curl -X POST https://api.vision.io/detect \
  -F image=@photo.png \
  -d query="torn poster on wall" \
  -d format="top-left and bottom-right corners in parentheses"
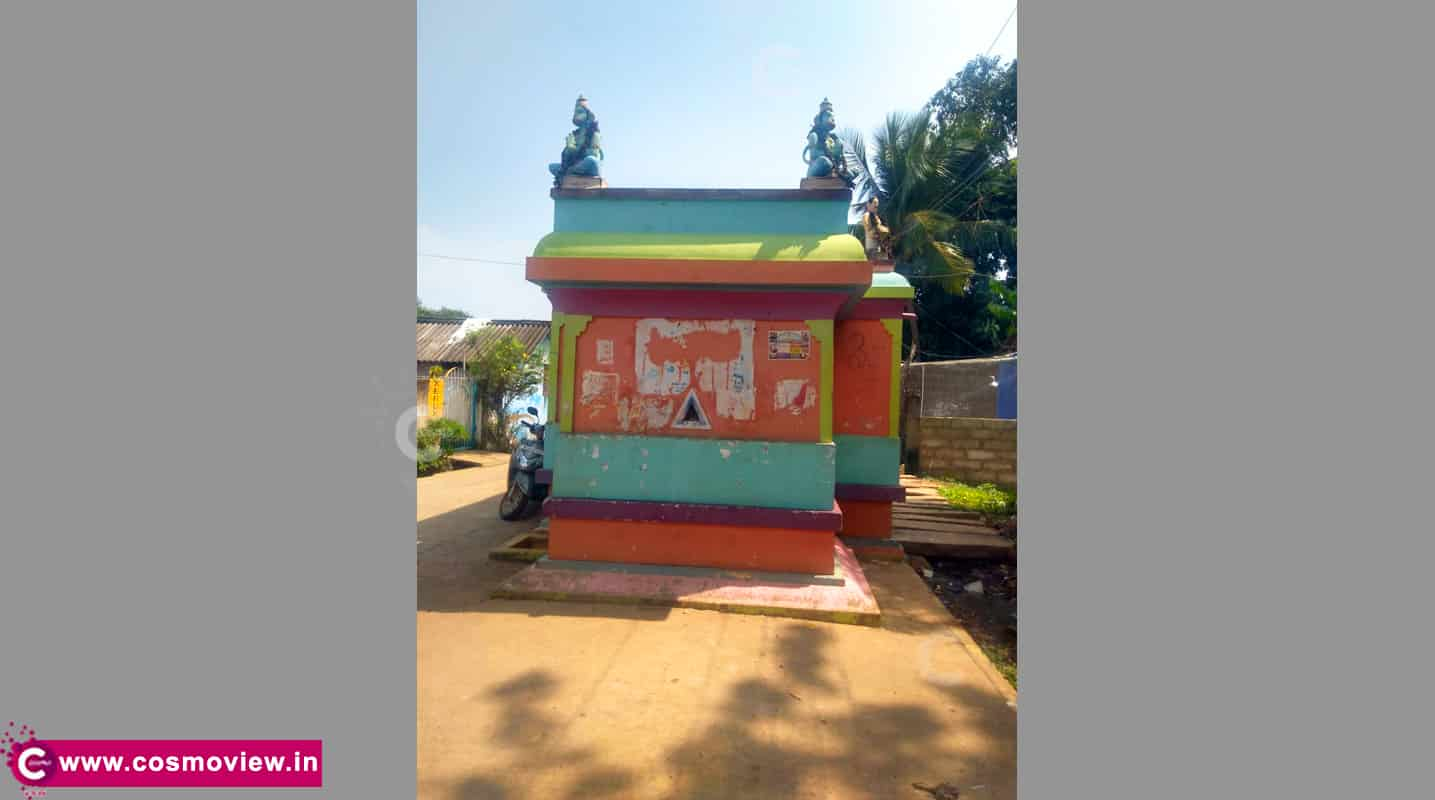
top-left (634, 319), bottom-right (756, 421)
top-left (768, 329), bottom-right (810, 360)
top-left (773, 378), bottom-right (816, 414)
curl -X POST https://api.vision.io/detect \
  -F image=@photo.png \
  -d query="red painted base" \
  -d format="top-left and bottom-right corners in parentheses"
top-left (836, 499), bottom-right (893, 539)
top-left (548, 517), bottom-right (836, 575)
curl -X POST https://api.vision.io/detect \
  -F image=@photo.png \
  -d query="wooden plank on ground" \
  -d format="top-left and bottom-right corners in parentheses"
top-left (893, 514), bottom-right (987, 526)
top-left (892, 508), bottom-right (986, 522)
top-left (889, 519), bottom-right (1002, 535)
top-left (891, 529), bottom-right (1014, 559)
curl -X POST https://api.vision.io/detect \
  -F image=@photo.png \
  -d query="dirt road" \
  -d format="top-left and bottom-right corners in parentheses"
top-left (417, 454), bottom-right (1016, 800)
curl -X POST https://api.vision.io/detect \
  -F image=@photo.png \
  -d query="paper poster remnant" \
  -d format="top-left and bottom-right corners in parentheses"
top-left (768, 330), bottom-right (810, 360)
top-left (774, 378), bottom-right (816, 414)
top-left (580, 371), bottom-right (620, 408)
top-left (670, 388), bottom-right (712, 430)
top-left (694, 356), bottom-right (755, 421)
top-left (643, 398), bottom-right (675, 428)
top-left (662, 361), bottom-right (691, 395)
top-left (596, 338), bottom-right (614, 365)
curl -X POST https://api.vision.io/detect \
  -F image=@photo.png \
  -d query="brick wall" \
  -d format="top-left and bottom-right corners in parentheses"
top-left (916, 417), bottom-right (1016, 488)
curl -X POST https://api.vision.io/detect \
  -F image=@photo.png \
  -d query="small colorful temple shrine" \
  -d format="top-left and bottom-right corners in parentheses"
top-left (506, 97), bottom-right (914, 619)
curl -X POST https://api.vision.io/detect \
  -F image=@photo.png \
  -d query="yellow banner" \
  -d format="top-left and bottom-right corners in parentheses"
top-left (427, 377), bottom-right (444, 418)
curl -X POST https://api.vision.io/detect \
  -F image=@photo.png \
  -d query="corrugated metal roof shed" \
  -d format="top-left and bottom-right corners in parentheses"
top-left (416, 318), bottom-right (549, 364)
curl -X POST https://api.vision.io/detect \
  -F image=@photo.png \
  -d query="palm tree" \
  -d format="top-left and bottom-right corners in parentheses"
top-left (842, 110), bottom-right (1012, 292)
top-left (842, 110), bottom-right (1017, 358)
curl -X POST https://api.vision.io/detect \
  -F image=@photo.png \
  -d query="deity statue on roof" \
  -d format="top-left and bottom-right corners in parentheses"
top-left (802, 98), bottom-right (853, 186)
top-left (548, 95), bottom-right (603, 186)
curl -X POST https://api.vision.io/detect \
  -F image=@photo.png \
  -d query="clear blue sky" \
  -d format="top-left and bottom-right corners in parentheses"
top-left (418, 0), bottom-right (1017, 320)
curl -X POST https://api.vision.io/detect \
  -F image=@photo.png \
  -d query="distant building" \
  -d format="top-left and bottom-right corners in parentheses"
top-left (416, 318), bottom-right (551, 437)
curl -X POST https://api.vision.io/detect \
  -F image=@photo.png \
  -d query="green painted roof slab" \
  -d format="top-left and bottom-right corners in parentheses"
top-left (863, 272), bottom-right (915, 299)
top-left (532, 232), bottom-right (867, 262)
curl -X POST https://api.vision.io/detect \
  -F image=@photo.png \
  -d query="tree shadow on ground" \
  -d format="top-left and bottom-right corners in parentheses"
top-left (444, 668), bottom-right (637, 800)
top-left (434, 600), bottom-right (1014, 799)
top-left (664, 615), bottom-right (1016, 799)
top-left (775, 624), bottom-right (838, 693)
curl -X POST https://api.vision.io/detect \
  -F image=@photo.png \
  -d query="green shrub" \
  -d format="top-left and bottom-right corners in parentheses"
top-left (416, 425), bottom-right (453, 476)
top-left (423, 417), bottom-right (469, 452)
top-left (417, 446), bottom-right (450, 476)
top-left (936, 481), bottom-right (1015, 519)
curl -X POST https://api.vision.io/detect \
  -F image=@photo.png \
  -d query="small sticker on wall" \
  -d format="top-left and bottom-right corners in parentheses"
top-left (768, 330), bottom-right (810, 360)
top-left (596, 339), bottom-right (614, 365)
top-left (670, 388), bottom-right (712, 430)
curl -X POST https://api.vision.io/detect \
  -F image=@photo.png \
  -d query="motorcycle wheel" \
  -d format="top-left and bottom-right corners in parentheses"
top-left (498, 480), bottom-right (530, 521)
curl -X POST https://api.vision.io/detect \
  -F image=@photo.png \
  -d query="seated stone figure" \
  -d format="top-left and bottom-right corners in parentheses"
top-left (802, 98), bottom-right (852, 185)
top-left (549, 95), bottom-right (603, 186)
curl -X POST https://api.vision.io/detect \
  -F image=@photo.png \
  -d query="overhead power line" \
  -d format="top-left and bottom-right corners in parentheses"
top-left (987, 6), bottom-right (1018, 56)
top-left (417, 252), bottom-right (525, 266)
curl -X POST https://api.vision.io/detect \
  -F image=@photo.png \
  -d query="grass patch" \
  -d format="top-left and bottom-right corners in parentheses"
top-left (935, 480), bottom-right (1016, 520)
top-left (982, 642), bottom-right (1018, 688)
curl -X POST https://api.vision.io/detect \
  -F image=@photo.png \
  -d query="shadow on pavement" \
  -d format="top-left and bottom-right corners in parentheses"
top-left (446, 621), bottom-right (1014, 799)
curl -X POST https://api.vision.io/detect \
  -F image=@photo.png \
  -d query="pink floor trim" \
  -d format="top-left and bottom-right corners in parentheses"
top-left (491, 542), bottom-right (881, 626)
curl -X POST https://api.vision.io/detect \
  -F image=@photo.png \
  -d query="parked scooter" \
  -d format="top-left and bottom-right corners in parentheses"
top-left (499, 407), bottom-right (547, 520)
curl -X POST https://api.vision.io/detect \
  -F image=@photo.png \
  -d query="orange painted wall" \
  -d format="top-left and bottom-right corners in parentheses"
top-left (549, 517), bottom-right (835, 574)
top-left (833, 319), bottom-right (893, 436)
top-left (836, 499), bottom-right (893, 538)
top-left (572, 317), bottom-right (823, 441)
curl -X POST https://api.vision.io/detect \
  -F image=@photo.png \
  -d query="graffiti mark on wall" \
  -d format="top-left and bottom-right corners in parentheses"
top-left (841, 330), bottom-right (871, 369)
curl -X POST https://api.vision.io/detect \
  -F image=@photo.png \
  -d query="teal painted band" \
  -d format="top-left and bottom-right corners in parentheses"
top-left (555, 197), bottom-right (851, 236)
top-left (547, 431), bottom-right (836, 510)
top-left (833, 435), bottom-right (901, 486)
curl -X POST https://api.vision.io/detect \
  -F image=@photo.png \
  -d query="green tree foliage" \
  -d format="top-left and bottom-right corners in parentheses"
top-left (417, 297), bottom-right (469, 321)
top-left (843, 56), bottom-right (1017, 360)
top-left (465, 333), bottom-right (544, 450)
top-left (930, 56), bottom-right (1017, 151)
